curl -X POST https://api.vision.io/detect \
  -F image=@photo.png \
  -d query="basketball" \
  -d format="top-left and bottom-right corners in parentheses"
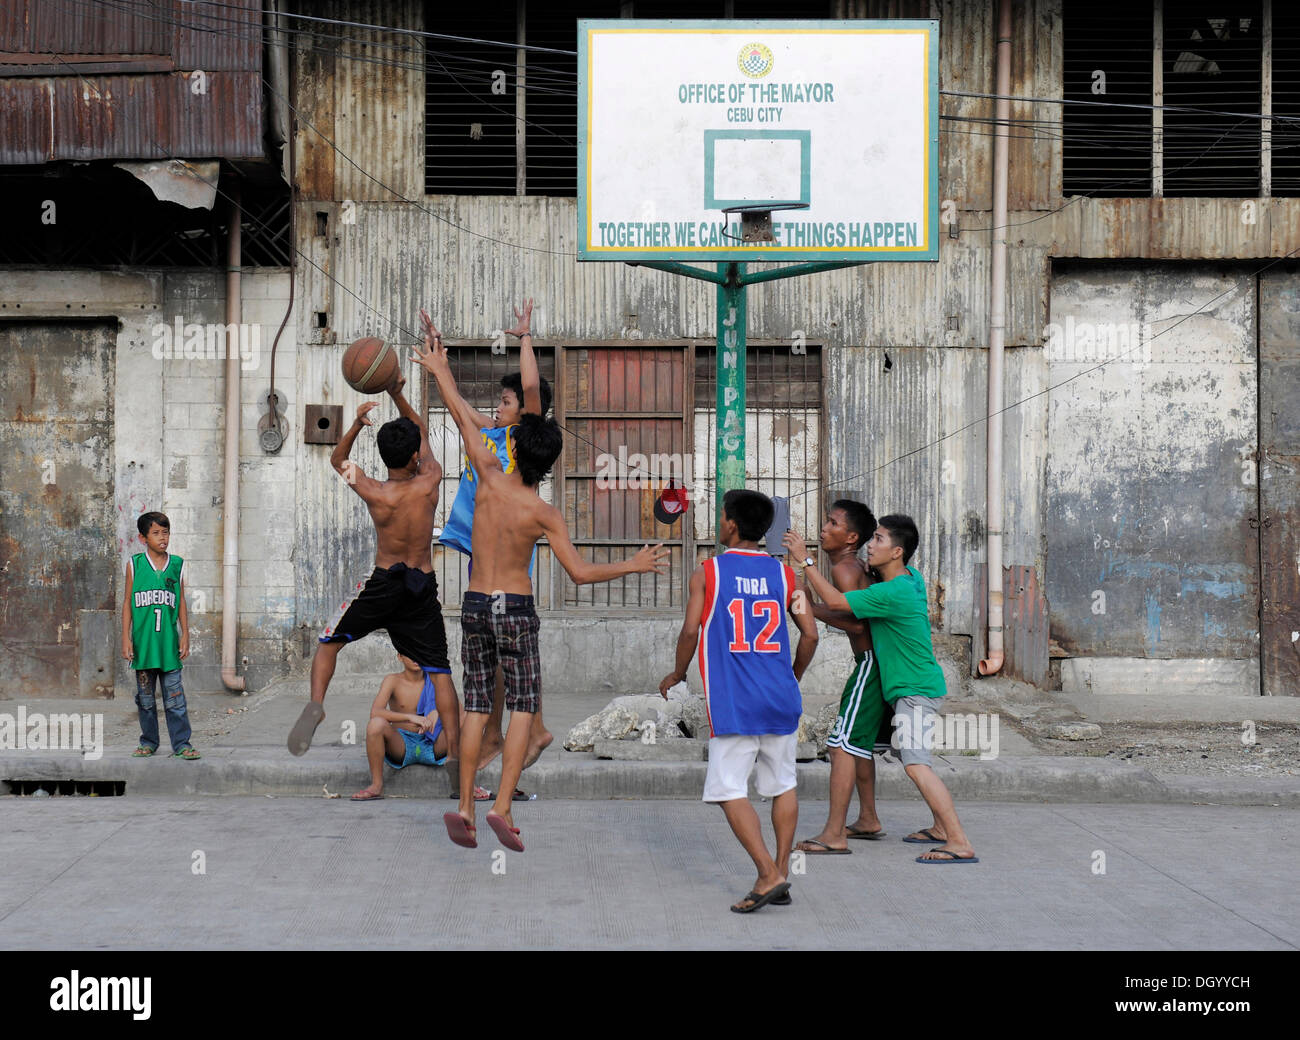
top-left (342, 337), bottom-right (399, 393)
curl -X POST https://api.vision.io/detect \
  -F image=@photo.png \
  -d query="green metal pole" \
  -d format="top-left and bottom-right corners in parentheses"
top-left (715, 262), bottom-right (746, 542)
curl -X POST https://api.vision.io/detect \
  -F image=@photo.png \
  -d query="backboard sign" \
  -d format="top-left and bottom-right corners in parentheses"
top-left (578, 19), bottom-right (939, 263)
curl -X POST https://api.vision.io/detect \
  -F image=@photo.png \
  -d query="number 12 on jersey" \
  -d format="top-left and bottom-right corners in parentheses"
top-left (727, 598), bottom-right (782, 653)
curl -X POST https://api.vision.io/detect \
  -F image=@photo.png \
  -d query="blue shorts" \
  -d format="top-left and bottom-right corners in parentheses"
top-left (384, 726), bottom-right (447, 770)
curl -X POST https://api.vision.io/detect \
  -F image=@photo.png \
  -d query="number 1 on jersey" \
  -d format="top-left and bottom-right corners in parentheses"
top-left (154, 608), bottom-right (162, 632)
top-left (727, 598), bottom-right (782, 653)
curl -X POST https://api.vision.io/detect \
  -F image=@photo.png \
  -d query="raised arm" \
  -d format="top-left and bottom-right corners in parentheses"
top-left (420, 309), bottom-right (495, 429)
top-left (788, 571), bottom-right (820, 681)
top-left (386, 373), bottom-right (439, 480)
top-left (540, 506), bottom-right (669, 586)
top-left (659, 564), bottom-right (707, 696)
top-left (782, 529), bottom-right (863, 632)
top-left (414, 314), bottom-right (498, 480)
top-left (504, 298), bottom-right (542, 416)
top-left (331, 401), bottom-right (386, 501)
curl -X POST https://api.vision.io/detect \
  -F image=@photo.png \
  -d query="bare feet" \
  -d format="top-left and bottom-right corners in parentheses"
top-left (522, 727), bottom-right (554, 770)
top-left (350, 785), bottom-right (384, 801)
top-left (476, 728), bottom-right (504, 769)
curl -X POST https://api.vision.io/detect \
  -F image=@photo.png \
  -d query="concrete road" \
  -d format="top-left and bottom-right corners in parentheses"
top-left (2, 797), bottom-right (1296, 950)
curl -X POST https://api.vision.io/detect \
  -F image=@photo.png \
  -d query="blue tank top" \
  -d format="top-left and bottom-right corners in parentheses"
top-left (698, 549), bottom-right (802, 737)
top-left (439, 426), bottom-right (517, 556)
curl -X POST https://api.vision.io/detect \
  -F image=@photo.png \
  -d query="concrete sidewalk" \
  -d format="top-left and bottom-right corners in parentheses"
top-left (3, 671), bottom-right (1299, 805)
top-left (2, 796), bottom-right (1296, 950)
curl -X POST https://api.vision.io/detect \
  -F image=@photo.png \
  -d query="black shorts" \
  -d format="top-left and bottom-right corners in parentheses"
top-left (319, 564), bottom-right (450, 672)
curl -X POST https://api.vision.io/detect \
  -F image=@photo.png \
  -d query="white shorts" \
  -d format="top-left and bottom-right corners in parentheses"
top-left (703, 733), bottom-right (798, 803)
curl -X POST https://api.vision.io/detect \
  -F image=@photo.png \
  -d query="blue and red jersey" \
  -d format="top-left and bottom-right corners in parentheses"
top-left (698, 549), bottom-right (802, 737)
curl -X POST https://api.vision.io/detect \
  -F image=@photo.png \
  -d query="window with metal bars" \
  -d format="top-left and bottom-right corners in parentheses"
top-left (1064, 1), bottom-right (1298, 198)
top-left (423, 1), bottom-right (831, 197)
top-left (425, 342), bottom-right (823, 612)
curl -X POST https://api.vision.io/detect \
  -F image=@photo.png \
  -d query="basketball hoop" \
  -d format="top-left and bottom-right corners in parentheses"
top-left (720, 202), bottom-right (810, 244)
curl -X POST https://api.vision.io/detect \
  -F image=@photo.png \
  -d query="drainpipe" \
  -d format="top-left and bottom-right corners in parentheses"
top-left (221, 183), bottom-right (247, 692)
top-left (978, 0), bottom-right (1011, 677)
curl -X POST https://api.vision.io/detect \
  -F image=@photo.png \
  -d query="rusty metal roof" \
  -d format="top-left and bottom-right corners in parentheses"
top-left (0, 0), bottom-right (264, 162)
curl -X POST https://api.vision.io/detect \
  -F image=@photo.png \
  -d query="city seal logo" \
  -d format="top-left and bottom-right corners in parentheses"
top-left (738, 42), bottom-right (774, 78)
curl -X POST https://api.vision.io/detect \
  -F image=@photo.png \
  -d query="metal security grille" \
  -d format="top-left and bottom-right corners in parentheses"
top-left (424, 1), bottom-right (832, 197)
top-left (424, 345), bottom-right (558, 610)
top-left (693, 345), bottom-right (823, 568)
top-left (561, 345), bottom-right (691, 610)
top-left (1062, 1), bottom-right (1154, 197)
top-left (1163, 5), bottom-right (1262, 197)
top-left (1063, 1), bottom-right (1296, 198)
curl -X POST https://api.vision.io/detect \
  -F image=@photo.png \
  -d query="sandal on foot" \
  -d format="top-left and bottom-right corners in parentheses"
top-left (132, 745), bottom-right (156, 758)
top-left (486, 811), bottom-right (525, 853)
top-left (902, 828), bottom-right (945, 844)
top-left (795, 837), bottom-right (851, 855)
top-left (174, 747), bottom-right (201, 760)
top-left (287, 702), bottom-right (325, 757)
top-left (847, 825), bottom-right (887, 840)
top-left (443, 812), bottom-right (477, 849)
top-left (731, 882), bottom-right (791, 914)
top-left (916, 848), bottom-right (980, 864)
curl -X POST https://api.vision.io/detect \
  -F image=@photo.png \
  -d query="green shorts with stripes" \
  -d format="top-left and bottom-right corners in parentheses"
top-left (826, 650), bottom-right (889, 760)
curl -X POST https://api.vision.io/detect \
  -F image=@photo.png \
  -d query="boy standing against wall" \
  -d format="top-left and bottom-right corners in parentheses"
top-left (121, 511), bottom-right (199, 760)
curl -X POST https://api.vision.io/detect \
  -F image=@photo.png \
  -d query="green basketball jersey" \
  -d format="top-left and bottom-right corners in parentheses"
top-left (130, 552), bottom-right (184, 671)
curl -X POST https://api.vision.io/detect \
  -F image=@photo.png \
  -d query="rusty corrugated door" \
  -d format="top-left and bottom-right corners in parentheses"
top-left (1260, 271), bottom-right (1300, 696)
top-left (0, 321), bottom-right (116, 698)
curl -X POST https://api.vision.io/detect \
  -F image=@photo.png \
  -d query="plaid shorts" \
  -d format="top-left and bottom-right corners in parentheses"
top-left (461, 592), bottom-right (541, 715)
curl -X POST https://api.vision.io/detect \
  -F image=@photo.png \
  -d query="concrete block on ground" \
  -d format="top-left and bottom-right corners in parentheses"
top-left (592, 738), bottom-right (707, 762)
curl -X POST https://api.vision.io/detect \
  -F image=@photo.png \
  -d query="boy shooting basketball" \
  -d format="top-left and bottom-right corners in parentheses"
top-left (288, 377), bottom-right (460, 763)
top-left (414, 332), bottom-right (668, 853)
top-left (659, 489), bottom-right (819, 912)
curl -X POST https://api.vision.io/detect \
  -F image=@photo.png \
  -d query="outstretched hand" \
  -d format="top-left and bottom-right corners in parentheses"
top-left (504, 298), bottom-right (533, 338)
top-left (413, 309), bottom-right (449, 374)
top-left (633, 543), bottom-right (671, 575)
top-left (356, 401), bottom-right (381, 426)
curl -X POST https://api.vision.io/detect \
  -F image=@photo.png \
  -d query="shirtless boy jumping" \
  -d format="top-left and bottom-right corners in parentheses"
top-left (288, 377), bottom-right (459, 762)
top-left (414, 322), bottom-right (668, 852)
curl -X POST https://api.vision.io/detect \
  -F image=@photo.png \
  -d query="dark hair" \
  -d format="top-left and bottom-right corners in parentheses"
top-left (722, 489), bottom-right (774, 542)
top-left (830, 499), bottom-right (876, 550)
top-left (377, 417), bottom-right (421, 470)
top-left (501, 372), bottom-right (553, 418)
top-left (137, 511), bottom-right (170, 536)
top-left (878, 513), bottom-right (920, 565)
top-left (513, 413), bottom-right (563, 487)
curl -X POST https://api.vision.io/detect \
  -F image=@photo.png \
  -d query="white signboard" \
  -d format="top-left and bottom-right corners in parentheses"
top-left (578, 19), bottom-right (939, 262)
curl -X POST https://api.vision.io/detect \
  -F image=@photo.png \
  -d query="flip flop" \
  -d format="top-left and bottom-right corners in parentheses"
top-left (132, 745), bottom-right (156, 758)
top-left (902, 828), bottom-right (945, 844)
top-left (772, 890), bottom-right (792, 906)
top-left (473, 786), bottom-right (493, 801)
top-left (916, 848), bottom-right (980, 864)
top-left (443, 812), bottom-right (477, 849)
top-left (731, 881), bottom-right (791, 914)
top-left (350, 790), bottom-right (384, 801)
top-left (288, 702), bottom-right (326, 757)
top-left (847, 826), bottom-right (887, 840)
top-left (795, 837), bottom-right (851, 855)
top-left (486, 811), bottom-right (525, 853)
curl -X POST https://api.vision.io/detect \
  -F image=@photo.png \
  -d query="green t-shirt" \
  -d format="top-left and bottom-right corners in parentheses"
top-left (129, 552), bottom-right (184, 672)
top-left (844, 566), bottom-right (945, 702)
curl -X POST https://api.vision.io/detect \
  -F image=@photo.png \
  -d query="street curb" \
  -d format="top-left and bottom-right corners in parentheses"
top-left (2, 750), bottom-right (1298, 806)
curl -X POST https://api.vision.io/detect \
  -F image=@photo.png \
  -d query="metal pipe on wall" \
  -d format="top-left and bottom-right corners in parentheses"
top-left (979, 0), bottom-right (1011, 677)
top-left (222, 183), bottom-right (247, 693)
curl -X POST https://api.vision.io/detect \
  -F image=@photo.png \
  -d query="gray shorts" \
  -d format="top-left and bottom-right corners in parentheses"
top-left (890, 694), bottom-right (943, 767)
